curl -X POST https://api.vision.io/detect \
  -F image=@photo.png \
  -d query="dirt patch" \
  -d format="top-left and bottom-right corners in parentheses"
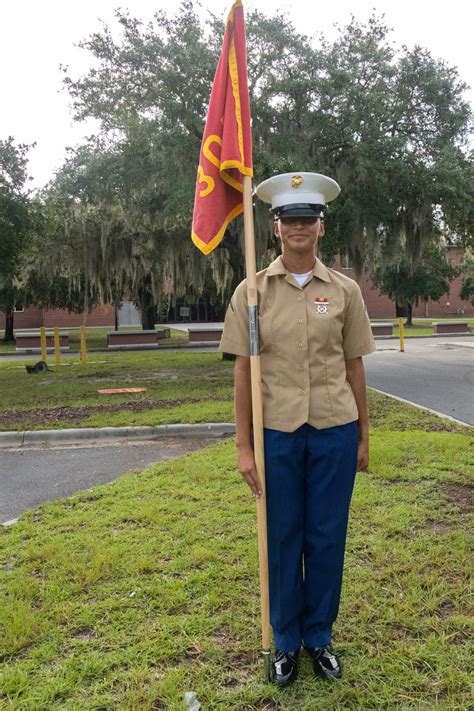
top-left (0, 397), bottom-right (229, 428)
top-left (390, 624), bottom-right (410, 640)
top-left (419, 519), bottom-right (452, 535)
top-left (150, 700), bottom-right (166, 710)
top-left (437, 601), bottom-right (456, 618)
top-left (250, 700), bottom-right (280, 710)
top-left (221, 666), bottom-right (254, 686)
top-left (441, 482), bottom-right (473, 515)
top-left (71, 626), bottom-right (96, 639)
top-left (209, 628), bottom-right (235, 650)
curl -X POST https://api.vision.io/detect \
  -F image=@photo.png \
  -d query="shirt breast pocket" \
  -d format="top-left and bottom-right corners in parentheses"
top-left (308, 299), bottom-right (340, 349)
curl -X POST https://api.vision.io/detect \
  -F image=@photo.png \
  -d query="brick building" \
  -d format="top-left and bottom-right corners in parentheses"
top-left (0, 304), bottom-right (116, 331)
top-left (332, 247), bottom-right (472, 319)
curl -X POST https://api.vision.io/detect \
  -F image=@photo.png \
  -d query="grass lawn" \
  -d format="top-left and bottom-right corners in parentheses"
top-left (0, 352), bottom-right (235, 431)
top-left (0, 327), bottom-right (189, 354)
top-left (0, 401), bottom-right (472, 709)
top-left (1, 349), bottom-right (473, 434)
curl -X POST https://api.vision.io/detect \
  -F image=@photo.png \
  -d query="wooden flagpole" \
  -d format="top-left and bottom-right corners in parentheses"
top-left (242, 175), bottom-right (271, 679)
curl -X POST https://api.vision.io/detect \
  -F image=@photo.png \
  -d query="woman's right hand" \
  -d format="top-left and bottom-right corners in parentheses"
top-left (237, 444), bottom-right (262, 498)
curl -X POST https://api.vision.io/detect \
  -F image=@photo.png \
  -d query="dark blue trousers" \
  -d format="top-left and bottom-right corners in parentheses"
top-left (264, 421), bottom-right (358, 652)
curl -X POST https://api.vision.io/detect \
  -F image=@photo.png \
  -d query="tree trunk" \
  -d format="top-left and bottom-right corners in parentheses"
top-left (225, 237), bottom-right (246, 294)
top-left (395, 301), bottom-right (407, 318)
top-left (405, 303), bottom-right (413, 326)
top-left (141, 303), bottom-right (156, 329)
top-left (3, 309), bottom-right (15, 342)
top-left (139, 284), bottom-right (156, 330)
top-left (135, 274), bottom-right (157, 330)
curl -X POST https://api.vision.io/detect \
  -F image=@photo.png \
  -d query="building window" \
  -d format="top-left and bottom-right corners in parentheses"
top-left (13, 305), bottom-right (24, 313)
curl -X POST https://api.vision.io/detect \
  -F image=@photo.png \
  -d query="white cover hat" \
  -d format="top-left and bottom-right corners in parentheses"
top-left (256, 172), bottom-right (340, 218)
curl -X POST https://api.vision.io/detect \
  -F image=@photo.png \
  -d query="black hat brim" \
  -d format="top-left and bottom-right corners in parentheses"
top-left (273, 203), bottom-right (324, 219)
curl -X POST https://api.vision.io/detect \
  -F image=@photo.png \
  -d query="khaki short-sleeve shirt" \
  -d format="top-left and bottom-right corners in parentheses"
top-left (219, 255), bottom-right (376, 432)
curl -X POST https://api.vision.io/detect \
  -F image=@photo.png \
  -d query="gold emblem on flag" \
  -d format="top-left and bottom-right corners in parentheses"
top-left (291, 175), bottom-right (304, 188)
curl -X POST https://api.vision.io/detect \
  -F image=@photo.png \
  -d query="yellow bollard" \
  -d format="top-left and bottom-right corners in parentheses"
top-left (398, 318), bottom-right (405, 352)
top-left (80, 326), bottom-right (88, 365)
top-left (40, 327), bottom-right (47, 362)
top-left (54, 327), bottom-right (61, 366)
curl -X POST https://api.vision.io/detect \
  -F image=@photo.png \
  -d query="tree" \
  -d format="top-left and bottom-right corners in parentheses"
top-left (371, 246), bottom-right (459, 325)
top-left (23, 270), bottom-right (100, 315)
top-left (43, 134), bottom-right (211, 328)
top-left (48, 4), bottom-right (472, 321)
top-left (0, 138), bottom-right (33, 342)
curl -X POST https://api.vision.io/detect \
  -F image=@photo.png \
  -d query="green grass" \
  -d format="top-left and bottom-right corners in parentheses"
top-left (1, 349), bottom-right (473, 434)
top-left (0, 352), bottom-right (235, 431)
top-left (378, 318), bottom-right (474, 339)
top-left (0, 406), bottom-right (472, 709)
top-left (0, 327), bottom-right (189, 353)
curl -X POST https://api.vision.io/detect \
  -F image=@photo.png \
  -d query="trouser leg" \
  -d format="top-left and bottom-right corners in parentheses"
top-left (302, 421), bottom-right (358, 648)
top-left (264, 427), bottom-right (305, 652)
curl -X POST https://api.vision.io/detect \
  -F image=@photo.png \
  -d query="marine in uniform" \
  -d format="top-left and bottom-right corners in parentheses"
top-left (219, 172), bottom-right (376, 685)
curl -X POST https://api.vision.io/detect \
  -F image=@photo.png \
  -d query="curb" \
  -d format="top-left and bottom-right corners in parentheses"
top-left (368, 388), bottom-right (472, 427)
top-left (0, 423), bottom-right (236, 449)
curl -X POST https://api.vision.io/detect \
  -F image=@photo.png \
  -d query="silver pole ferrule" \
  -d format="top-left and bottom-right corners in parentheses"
top-left (248, 304), bottom-right (259, 356)
top-left (262, 649), bottom-right (272, 682)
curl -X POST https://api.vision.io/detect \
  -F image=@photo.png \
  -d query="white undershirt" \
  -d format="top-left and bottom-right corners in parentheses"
top-left (291, 270), bottom-right (313, 287)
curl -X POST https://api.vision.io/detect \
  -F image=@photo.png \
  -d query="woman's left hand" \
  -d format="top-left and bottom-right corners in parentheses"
top-left (357, 439), bottom-right (369, 471)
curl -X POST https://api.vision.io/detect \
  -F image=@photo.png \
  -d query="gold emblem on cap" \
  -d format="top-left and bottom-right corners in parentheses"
top-left (291, 175), bottom-right (304, 188)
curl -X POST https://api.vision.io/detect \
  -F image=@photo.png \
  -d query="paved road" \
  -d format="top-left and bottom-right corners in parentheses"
top-left (365, 337), bottom-right (474, 425)
top-left (0, 436), bottom-right (218, 524)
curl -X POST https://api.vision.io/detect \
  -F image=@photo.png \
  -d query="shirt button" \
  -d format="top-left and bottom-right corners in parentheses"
top-left (300, 389), bottom-right (306, 395)
top-left (297, 296), bottom-right (303, 302)
top-left (298, 318), bottom-right (303, 324)
top-left (298, 342), bottom-right (304, 348)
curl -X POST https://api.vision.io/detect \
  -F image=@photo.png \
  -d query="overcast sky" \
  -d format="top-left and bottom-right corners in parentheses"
top-left (1, 0), bottom-right (472, 189)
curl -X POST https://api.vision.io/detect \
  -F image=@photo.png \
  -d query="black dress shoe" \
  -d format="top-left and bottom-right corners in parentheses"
top-left (271, 649), bottom-right (299, 686)
top-left (304, 644), bottom-right (342, 679)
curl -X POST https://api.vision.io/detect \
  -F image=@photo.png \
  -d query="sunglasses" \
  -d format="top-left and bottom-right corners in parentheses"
top-left (279, 216), bottom-right (321, 225)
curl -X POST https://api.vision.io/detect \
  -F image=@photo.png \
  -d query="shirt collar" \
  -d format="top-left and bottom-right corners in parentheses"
top-left (266, 255), bottom-right (331, 283)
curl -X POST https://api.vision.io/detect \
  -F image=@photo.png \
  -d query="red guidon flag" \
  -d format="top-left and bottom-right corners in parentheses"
top-left (191, 0), bottom-right (253, 255)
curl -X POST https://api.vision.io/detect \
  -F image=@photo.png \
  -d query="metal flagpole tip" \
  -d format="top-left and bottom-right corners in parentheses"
top-left (262, 649), bottom-right (272, 682)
